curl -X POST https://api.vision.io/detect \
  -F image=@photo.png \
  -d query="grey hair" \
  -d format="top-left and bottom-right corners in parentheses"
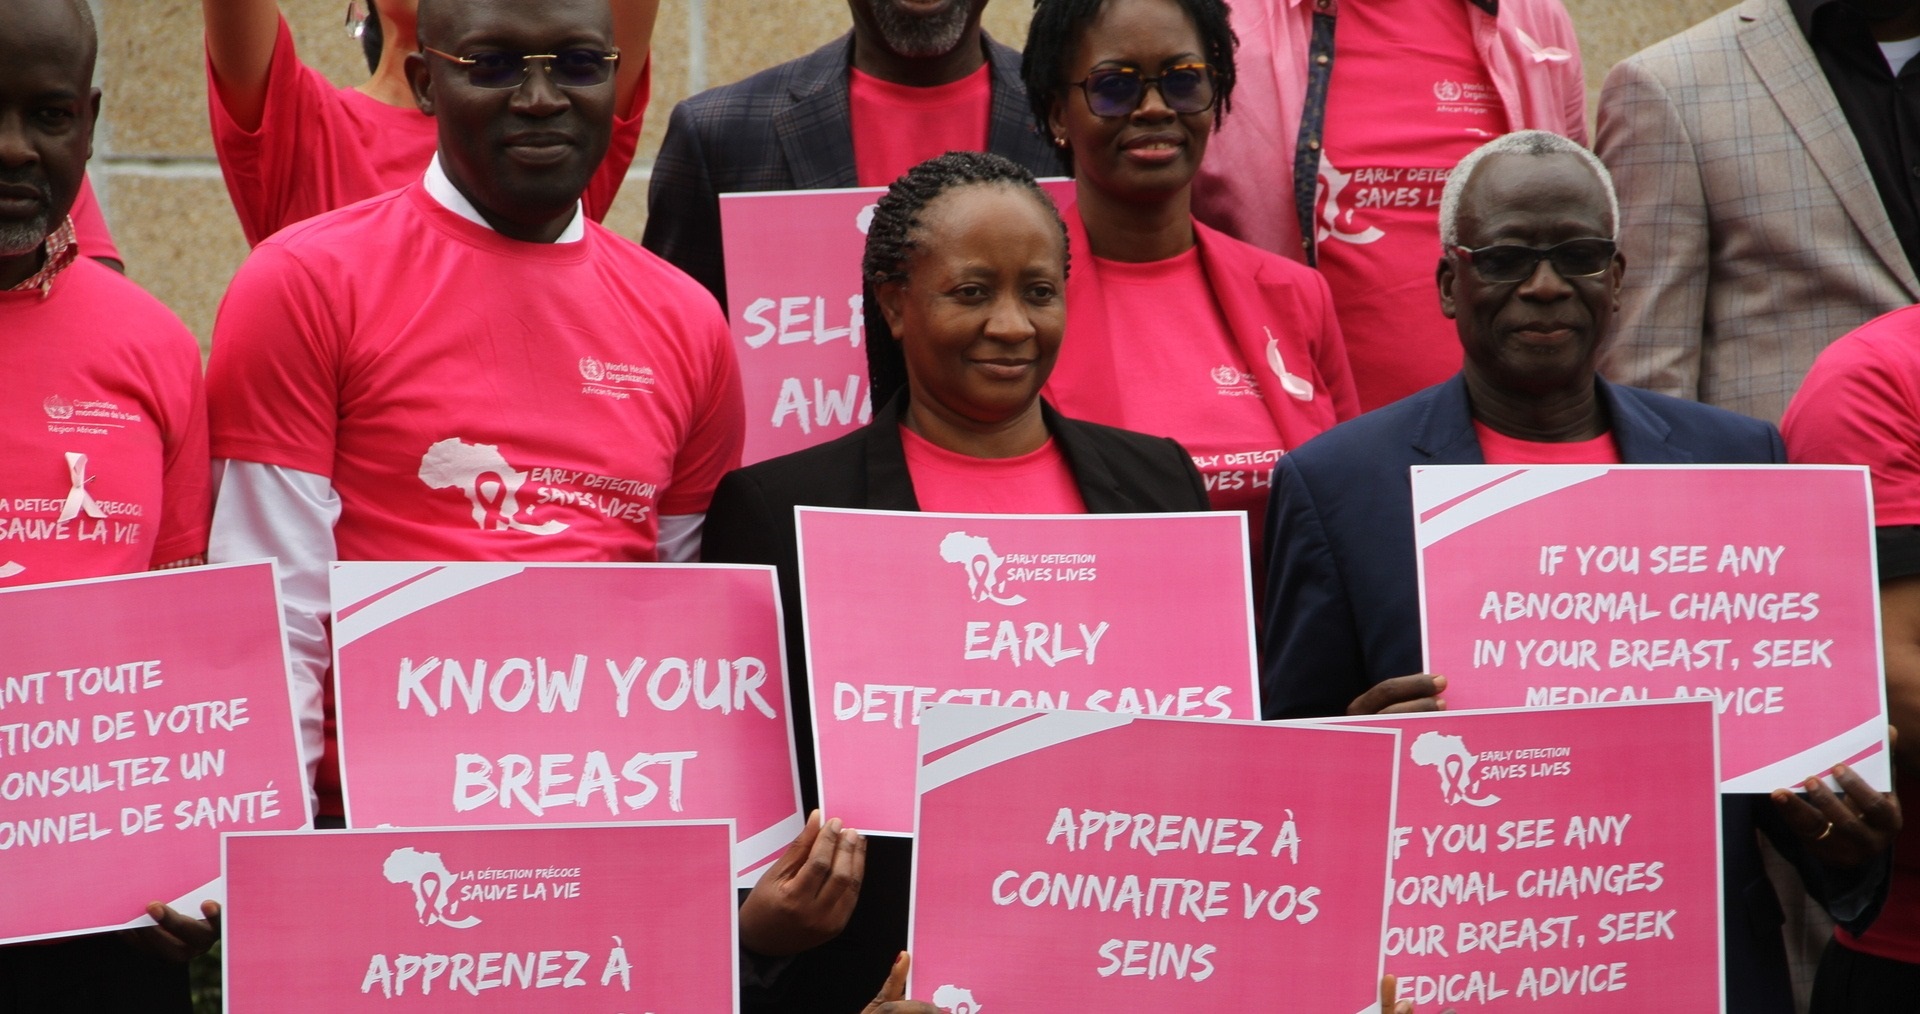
top-left (1437, 130), bottom-right (1618, 249)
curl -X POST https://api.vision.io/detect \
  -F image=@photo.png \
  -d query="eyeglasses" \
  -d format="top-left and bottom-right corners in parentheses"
top-left (1450, 237), bottom-right (1617, 283)
top-left (1070, 63), bottom-right (1217, 118)
top-left (421, 46), bottom-right (621, 90)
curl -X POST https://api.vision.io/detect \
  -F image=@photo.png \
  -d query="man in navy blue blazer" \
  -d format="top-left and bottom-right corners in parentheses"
top-left (1261, 130), bottom-right (1901, 1014)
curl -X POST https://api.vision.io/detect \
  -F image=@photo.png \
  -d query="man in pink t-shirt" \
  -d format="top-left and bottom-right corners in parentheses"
top-left (201, 0), bottom-right (657, 246)
top-left (643, 0), bottom-right (1062, 309)
top-left (1192, 0), bottom-right (1585, 411)
top-left (205, 0), bottom-right (744, 824)
top-left (0, 0), bottom-right (217, 1006)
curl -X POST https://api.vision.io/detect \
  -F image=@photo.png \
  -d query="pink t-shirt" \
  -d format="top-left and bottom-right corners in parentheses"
top-left (1782, 305), bottom-right (1920, 963)
top-left (849, 65), bottom-right (992, 188)
top-left (0, 259), bottom-right (209, 586)
top-left (206, 182), bottom-right (745, 565)
top-left (68, 175), bottom-right (120, 264)
top-left (1067, 249), bottom-right (1286, 526)
top-left (900, 425), bottom-right (1087, 514)
top-left (207, 15), bottom-right (647, 246)
top-left (1317, 0), bottom-right (1507, 411)
top-left (1474, 422), bottom-right (1622, 464)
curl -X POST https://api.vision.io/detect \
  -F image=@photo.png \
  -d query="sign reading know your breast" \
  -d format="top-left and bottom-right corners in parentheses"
top-left (719, 179), bottom-right (1073, 465)
top-left (797, 507), bottom-right (1259, 835)
top-left (330, 562), bottom-right (803, 884)
top-left (1415, 464), bottom-right (1889, 792)
top-left (0, 561), bottom-right (306, 944)
top-left (224, 821), bottom-right (738, 1012)
top-left (1327, 700), bottom-right (1725, 1012)
top-left (908, 704), bottom-right (1400, 1011)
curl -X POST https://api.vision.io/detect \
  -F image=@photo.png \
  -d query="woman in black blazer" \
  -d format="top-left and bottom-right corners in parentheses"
top-left (703, 151), bottom-right (1206, 1013)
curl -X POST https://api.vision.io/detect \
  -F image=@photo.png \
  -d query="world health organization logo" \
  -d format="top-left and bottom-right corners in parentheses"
top-left (578, 356), bottom-right (606, 382)
top-left (1433, 80), bottom-right (1464, 102)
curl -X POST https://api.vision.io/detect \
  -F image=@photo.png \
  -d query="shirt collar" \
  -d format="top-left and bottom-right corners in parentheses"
top-left (423, 153), bottom-right (586, 244)
top-left (6, 217), bottom-right (79, 298)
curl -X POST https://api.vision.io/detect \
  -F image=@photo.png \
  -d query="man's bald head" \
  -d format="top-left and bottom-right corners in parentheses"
top-left (416, 0), bottom-right (613, 51)
top-left (0, 0), bottom-right (97, 77)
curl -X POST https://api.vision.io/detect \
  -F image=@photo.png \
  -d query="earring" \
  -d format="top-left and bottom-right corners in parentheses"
top-left (1053, 136), bottom-right (1068, 148)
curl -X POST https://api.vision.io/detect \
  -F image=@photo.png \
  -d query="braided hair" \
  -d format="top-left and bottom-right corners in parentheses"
top-left (862, 151), bottom-right (1071, 410)
top-left (1021, 0), bottom-right (1238, 173)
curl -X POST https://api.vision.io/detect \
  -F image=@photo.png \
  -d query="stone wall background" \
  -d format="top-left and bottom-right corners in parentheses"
top-left (91, 0), bottom-right (1736, 349)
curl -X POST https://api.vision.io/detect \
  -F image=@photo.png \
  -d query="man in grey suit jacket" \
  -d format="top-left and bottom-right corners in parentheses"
top-left (642, 0), bottom-right (1061, 310)
top-left (1596, 0), bottom-right (1920, 425)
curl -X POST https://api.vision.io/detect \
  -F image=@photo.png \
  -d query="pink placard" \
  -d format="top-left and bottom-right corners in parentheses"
top-left (1415, 465), bottom-right (1889, 792)
top-left (224, 821), bottom-right (737, 1012)
top-left (330, 563), bottom-right (802, 883)
top-left (1330, 701), bottom-right (1724, 1011)
top-left (909, 704), bottom-right (1400, 1010)
top-left (0, 562), bottom-right (306, 944)
top-left (720, 180), bottom-right (1074, 465)
top-left (797, 508), bottom-right (1259, 835)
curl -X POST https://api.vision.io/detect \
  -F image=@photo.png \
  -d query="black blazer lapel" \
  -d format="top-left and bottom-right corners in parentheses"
top-left (861, 393), bottom-right (923, 510)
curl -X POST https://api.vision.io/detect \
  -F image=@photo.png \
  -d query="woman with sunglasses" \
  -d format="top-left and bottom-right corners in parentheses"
top-left (200, 0), bottom-right (657, 245)
top-left (1022, 0), bottom-right (1358, 571)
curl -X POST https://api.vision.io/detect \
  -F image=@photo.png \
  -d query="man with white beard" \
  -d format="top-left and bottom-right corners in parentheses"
top-left (642, 0), bottom-right (1062, 310)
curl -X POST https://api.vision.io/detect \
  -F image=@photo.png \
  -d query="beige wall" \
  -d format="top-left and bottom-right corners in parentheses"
top-left (92, 0), bottom-right (1739, 351)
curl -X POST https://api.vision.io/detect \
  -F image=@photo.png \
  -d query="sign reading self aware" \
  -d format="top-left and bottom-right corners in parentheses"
top-left (797, 508), bottom-right (1259, 835)
top-left (330, 563), bottom-right (803, 884)
top-left (719, 180), bottom-right (1074, 465)
top-left (1415, 465), bottom-right (1889, 792)
top-left (0, 561), bottom-right (306, 944)
top-left (224, 821), bottom-right (737, 1012)
top-left (908, 705), bottom-right (1400, 1011)
top-left (1330, 701), bottom-right (1725, 1011)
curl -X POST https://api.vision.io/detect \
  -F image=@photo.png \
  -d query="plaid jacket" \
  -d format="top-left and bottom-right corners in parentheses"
top-left (1597, 0), bottom-right (1920, 424)
top-left (641, 32), bottom-right (1062, 310)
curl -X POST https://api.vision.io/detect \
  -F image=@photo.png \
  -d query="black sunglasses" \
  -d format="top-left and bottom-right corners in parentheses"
top-left (1450, 237), bottom-right (1617, 283)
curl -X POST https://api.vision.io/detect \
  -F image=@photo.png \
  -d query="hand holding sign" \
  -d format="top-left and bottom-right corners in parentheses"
top-left (862, 952), bottom-right (942, 1014)
top-left (1349, 673), bottom-right (1450, 716)
top-left (1770, 761), bottom-right (1903, 871)
top-left (740, 809), bottom-right (867, 956)
top-left (122, 900), bottom-right (222, 963)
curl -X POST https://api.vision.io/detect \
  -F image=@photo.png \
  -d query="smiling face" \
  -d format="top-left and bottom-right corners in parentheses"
top-left (1047, 0), bottom-right (1212, 203)
top-left (877, 183), bottom-right (1068, 434)
top-left (407, 0), bottom-right (614, 241)
top-left (1440, 151), bottom-right (1624, 400)
top-left (0, 0), bottom-right (97, 281)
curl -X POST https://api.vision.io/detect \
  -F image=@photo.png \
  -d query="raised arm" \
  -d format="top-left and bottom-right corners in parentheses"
top-left (200, 0), bottom-right (282, 130)
top-left (611, 0), bottom-right (660, 118)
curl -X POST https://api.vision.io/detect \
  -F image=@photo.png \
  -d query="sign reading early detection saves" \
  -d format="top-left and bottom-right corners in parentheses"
top-left (719, 181), bottom-right (1074, 465)
top-left (224, 821), bottom-right (737, 1011)
top-left (0, 562), bottom-right (307, 944)
top-left (1415, 465), bottom-right (1889, 791)
top-left (330, 563), bottom-right (803, 883)
top-left (797, 508), bottom-right (1259, 835)
top-left (1332, 701), bottom-right (1724, 1011)
top-left (909, 705), bottom-right (1400, 1010)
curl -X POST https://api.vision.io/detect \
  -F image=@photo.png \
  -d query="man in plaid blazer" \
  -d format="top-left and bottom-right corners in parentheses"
top-left (1596, 0), bottom-right (1920, 426)
top-left (642, 1), bottom-right (1061, 311)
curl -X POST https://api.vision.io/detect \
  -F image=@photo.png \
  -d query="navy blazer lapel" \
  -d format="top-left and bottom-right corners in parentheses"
top-left (775, 35), bottom-right (861, 190)
top-left (1598, 378), bottom-right (1691, 463)
top-left (1409, 375), bottom-right (1487, 464)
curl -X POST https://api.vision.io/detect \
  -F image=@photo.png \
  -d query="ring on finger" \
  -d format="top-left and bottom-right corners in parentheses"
top-left (1815, 821), bottom-right (1836, 842)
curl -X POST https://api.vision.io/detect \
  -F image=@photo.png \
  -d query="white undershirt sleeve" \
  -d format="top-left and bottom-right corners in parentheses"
top-left (659, 512), bottom-right (705, 563)
top-left (208, 459), bottom-right (341, 818)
